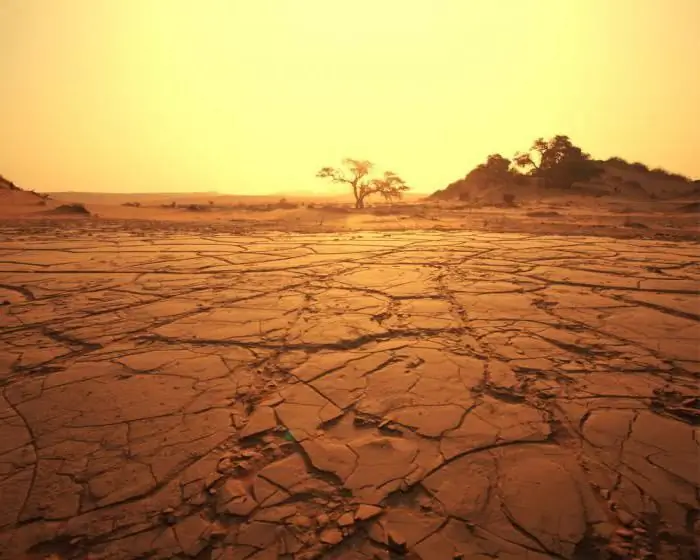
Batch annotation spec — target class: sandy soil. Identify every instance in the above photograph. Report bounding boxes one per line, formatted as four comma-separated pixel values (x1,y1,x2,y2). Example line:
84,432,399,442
0,221,698,559
1,188,699,242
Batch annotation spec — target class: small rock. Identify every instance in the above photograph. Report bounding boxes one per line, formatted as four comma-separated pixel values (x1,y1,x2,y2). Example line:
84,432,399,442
600,488,611,499
337,512,354,527
355,504,383,521
216,479,257,516
615,527,635,539
592,522,616,539
316,514,329,527
616,509,636,526
607,499,618,511
240,406,278,438
387,531,408,554
217,457,236,474
320,528,343,545
634,527,647,535
205,472,222,489
240,449,262,459
289,515,312,529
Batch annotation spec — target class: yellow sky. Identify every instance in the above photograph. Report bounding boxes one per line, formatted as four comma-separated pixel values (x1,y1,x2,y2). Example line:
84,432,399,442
1,0,699,194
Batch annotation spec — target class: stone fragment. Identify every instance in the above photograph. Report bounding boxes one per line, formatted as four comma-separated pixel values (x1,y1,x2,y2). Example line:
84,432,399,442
355,504,383,521
320,528,344,545
240,406,277,438
216,479,258,516
616,509,636,526
174,514,210,557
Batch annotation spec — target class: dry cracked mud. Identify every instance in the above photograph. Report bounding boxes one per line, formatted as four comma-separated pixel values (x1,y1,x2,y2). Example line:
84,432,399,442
0,227,698,560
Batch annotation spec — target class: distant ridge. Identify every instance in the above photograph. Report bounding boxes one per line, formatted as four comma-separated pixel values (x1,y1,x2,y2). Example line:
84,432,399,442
0,174,22,191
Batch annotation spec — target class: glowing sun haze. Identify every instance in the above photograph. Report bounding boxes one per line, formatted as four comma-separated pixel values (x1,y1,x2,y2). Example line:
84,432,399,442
1,0,699,194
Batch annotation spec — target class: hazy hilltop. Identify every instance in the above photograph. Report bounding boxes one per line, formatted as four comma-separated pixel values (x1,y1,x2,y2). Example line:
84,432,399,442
431,136,699,204
0,174,48,205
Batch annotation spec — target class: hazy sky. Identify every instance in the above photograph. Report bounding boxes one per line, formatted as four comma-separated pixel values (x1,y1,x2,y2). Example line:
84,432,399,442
1,1,699,194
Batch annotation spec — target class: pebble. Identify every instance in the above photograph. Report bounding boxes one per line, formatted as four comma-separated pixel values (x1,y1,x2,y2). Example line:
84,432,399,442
388,531,407,551
615,527,635,539
355,504,383,521
337,512,355,527
616,509,636,526
290,515,312,529
320,528,343,545
316,513,329,527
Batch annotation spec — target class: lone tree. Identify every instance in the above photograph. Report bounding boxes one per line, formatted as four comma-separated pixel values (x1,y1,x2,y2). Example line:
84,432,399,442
514,135,602,189
316,158,409,209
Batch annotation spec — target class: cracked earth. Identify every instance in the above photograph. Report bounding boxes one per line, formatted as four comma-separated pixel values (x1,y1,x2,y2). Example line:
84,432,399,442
0,227,698,560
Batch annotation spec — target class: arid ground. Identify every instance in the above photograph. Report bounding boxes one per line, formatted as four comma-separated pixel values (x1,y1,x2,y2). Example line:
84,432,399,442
0,215,698,560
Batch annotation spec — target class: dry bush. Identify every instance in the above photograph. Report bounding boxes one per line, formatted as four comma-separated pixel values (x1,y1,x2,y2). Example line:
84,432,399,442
502,193,516,207
54,203,90,215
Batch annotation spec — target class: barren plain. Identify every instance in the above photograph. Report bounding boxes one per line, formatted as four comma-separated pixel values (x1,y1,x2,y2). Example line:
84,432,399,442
0,219,698,560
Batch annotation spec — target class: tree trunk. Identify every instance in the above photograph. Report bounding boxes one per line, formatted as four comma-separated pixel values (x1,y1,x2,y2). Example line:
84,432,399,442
355,198,365,209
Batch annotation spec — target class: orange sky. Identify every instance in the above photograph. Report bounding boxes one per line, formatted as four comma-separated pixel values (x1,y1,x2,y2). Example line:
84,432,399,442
1,0,699,194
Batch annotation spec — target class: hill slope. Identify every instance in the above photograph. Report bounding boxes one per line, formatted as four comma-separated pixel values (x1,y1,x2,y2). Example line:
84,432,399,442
431,161,698,203
0,174,55,215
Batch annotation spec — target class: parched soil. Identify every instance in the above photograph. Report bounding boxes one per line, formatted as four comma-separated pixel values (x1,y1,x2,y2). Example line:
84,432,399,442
0,224,698,560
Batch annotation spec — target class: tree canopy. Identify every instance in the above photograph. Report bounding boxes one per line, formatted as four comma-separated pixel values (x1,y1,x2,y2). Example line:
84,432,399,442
316,158,409,208
514,135,602,188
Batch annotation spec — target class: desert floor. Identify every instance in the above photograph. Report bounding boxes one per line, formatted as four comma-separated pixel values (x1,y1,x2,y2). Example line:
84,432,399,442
0,221,698,560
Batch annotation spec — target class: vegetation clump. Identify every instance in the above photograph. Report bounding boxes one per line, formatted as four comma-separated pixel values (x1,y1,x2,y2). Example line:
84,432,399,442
316,158,409,209
54,203,90,215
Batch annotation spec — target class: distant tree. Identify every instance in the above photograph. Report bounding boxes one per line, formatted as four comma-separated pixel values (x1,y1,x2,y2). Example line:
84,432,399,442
606,156,629,167
458,154,515,189
629,162,649,173
316,159,409,209
514,135,602,189
479,154,514,185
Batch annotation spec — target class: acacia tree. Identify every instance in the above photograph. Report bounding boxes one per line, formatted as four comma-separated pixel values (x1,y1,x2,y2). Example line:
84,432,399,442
474,154,513,186
316,158,409,209
514,135,601,189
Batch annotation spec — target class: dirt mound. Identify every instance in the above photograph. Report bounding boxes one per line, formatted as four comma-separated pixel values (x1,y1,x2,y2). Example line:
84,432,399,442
0,174,22,191
51,203,91,215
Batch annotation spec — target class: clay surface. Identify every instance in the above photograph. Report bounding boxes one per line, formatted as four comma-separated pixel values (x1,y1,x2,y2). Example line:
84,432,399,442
0,228,697,559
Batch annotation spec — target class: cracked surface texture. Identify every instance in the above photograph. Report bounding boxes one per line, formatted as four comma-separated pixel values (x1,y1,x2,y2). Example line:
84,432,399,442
0,228,698,560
